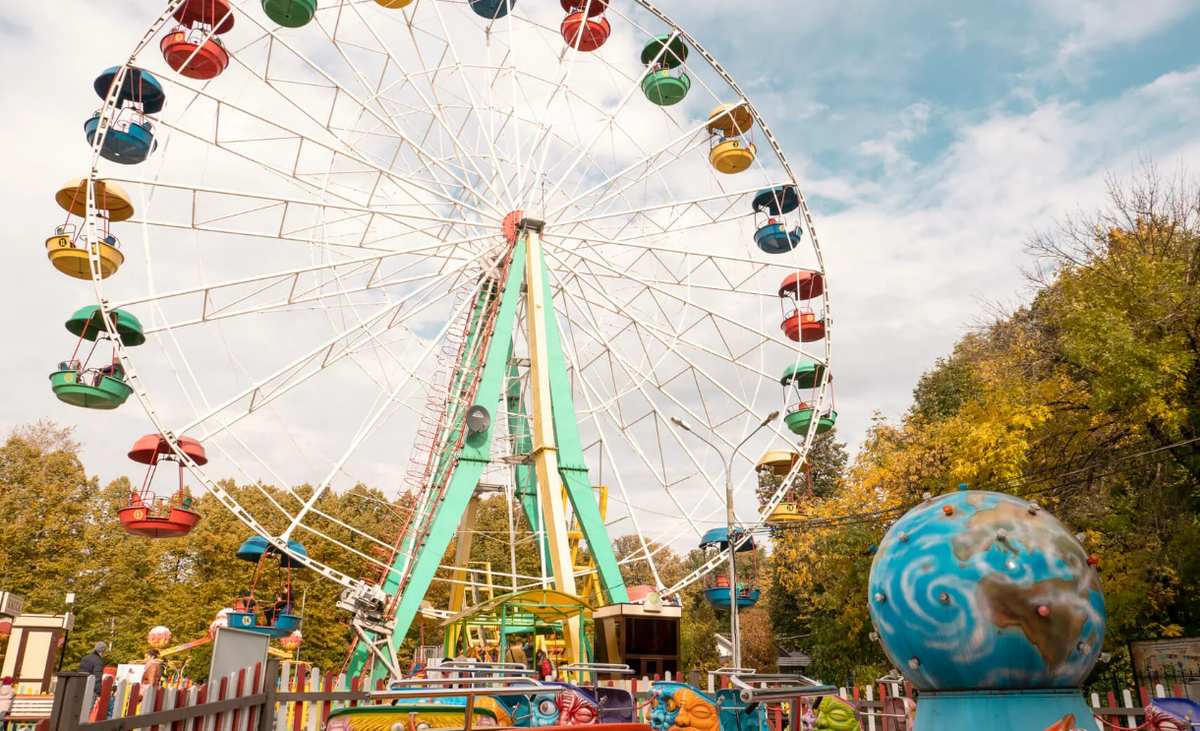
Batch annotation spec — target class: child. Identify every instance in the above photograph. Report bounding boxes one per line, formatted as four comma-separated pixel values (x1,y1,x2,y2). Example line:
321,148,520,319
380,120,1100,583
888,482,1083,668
0,676,14,727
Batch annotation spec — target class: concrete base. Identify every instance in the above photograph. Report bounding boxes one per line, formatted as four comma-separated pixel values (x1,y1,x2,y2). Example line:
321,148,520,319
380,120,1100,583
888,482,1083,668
914,689,1099,731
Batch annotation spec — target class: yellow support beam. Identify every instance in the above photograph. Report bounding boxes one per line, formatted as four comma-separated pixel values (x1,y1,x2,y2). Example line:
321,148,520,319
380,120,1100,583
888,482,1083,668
524,225,581,663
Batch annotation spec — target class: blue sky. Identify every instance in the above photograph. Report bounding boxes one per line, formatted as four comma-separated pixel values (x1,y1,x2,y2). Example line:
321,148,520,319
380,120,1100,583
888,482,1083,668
3,0,1200,483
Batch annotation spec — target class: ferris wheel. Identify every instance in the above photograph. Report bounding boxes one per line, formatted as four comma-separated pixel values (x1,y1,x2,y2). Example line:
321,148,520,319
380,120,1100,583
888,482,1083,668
56,0,834,678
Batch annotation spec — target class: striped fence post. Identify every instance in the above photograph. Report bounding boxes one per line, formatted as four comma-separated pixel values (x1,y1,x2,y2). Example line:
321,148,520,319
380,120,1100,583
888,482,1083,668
863,685,876,731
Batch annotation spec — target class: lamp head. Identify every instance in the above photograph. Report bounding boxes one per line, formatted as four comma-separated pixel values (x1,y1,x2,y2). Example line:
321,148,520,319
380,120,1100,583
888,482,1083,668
762,411,780,427
670,416,692,432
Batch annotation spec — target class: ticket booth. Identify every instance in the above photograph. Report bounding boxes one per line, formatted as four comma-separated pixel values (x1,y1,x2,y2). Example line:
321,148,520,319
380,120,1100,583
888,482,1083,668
593,592,681,679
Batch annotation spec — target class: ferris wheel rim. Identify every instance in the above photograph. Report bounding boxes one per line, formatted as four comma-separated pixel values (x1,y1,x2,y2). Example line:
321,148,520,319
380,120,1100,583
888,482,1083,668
80,0,835,603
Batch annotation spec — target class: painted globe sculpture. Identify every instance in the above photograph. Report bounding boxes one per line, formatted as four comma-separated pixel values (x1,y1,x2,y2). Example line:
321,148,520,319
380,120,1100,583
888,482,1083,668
867,490,1106,690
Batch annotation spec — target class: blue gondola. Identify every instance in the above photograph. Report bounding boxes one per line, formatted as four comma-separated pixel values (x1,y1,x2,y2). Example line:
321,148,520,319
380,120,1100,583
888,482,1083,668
230,536,305,638
470,0,514,19
699,528,761,610
85,67,165,164
751,185,803,254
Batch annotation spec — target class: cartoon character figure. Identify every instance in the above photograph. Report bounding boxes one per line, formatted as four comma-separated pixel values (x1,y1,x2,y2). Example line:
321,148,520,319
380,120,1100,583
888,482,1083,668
648,682,719,731
1145,699,1200,731
813,696,862,731
557,688,599,724
531,694,562,726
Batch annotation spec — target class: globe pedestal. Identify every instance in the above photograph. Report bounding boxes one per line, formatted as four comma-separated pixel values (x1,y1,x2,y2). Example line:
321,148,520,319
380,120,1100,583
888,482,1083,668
914,689,1099,731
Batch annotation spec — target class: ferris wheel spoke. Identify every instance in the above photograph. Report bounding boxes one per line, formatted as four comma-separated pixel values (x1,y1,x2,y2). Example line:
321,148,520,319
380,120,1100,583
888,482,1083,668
176,246,489,437
149,95,488,232
546,114,716,221
548,269,720,549
415,0,520,209
548,259,731,488
555,184,763,230
278,267,494,541
167,48,494,223
532,30,687,207
548,242,825,363
548,256,766,458
110,175,497,245
552,230,813,276
129,247,478,334
230,21,501,220
324,2,513,211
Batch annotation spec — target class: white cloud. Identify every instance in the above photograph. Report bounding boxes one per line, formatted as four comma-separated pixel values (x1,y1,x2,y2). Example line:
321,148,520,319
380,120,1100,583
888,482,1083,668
1036,0,1200,75
857,103,932,176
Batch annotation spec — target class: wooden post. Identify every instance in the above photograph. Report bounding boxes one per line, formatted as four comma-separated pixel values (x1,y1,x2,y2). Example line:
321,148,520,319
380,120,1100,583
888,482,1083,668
258,661,280,731
126,684,144,719
49,672,91,731
290,666,307,731
94,676,114,723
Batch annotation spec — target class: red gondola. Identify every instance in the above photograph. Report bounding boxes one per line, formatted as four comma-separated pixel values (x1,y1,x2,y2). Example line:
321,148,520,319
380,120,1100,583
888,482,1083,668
779,271,825,343
161,0,234,80
561,12,611,52
117,434,206,538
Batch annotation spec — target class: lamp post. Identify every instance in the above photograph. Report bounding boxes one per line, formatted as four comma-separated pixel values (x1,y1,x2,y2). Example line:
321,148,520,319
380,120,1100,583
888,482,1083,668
670,411,779,670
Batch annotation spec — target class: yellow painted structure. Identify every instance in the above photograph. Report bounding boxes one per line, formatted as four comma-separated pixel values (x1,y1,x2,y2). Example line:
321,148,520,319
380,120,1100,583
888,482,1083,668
46,233,125,280
709,139,756,174
524,227,582,663
56,178,135,221
372,0,414,6
706,103,754,136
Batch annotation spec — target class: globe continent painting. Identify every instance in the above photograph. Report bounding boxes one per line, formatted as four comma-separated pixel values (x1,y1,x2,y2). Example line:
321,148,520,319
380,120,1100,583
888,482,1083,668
867,490,1105,690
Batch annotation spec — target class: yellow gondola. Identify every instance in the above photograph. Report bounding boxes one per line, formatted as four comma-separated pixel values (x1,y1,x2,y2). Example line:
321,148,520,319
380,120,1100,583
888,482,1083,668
758,449,807,525
706,103,756,174
47,178,134,281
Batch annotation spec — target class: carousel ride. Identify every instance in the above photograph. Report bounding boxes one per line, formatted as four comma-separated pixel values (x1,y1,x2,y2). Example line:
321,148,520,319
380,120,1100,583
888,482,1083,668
53,0,833,706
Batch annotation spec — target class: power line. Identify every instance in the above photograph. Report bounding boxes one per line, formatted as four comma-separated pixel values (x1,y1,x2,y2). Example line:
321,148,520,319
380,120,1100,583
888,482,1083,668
754,435,1200,537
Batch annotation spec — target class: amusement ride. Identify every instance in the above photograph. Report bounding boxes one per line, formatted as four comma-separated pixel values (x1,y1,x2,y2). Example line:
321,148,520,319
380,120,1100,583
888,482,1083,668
51,0,834,685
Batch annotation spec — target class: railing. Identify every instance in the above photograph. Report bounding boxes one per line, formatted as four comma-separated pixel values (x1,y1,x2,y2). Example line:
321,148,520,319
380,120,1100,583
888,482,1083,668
42,661,1193,731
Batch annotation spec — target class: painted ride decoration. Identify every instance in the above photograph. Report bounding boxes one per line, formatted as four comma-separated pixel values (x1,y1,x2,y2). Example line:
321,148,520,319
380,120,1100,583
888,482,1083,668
781,361,837,436
229,536,307,638
161,0,234,78
47,178,133,281
698,528,759,610
85,67,164,164
146,625,173,649
641,34,690,106
50,306,143,410
779,272,825,343
118,433,205,538
752,185,803,255
706,103,756,174
807,695,861,731
867,489,1107,731
561,0,611,52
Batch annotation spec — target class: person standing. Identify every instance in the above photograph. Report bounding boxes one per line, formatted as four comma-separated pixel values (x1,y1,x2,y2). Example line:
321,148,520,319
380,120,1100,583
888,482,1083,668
77,642,107,699
536,650,553,681
140,650,163,686
504,637,527,668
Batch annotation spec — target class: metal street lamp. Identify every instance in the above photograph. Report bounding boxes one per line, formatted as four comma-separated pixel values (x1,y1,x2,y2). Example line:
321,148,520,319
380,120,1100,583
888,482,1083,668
670,411,779,670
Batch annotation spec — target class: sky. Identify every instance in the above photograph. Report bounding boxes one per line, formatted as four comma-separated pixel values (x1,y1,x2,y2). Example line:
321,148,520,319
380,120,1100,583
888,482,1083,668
2,0,1200,561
